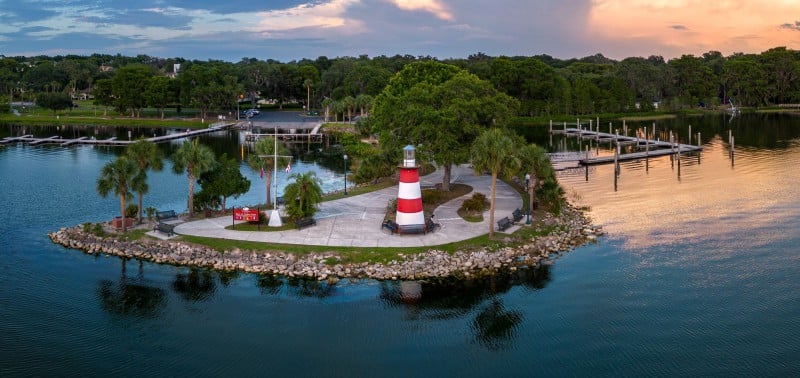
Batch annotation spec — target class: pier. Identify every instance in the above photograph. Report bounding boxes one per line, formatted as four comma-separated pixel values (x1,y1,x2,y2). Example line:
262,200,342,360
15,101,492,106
243,121,324,144
0,122,237,147
552,127,702,166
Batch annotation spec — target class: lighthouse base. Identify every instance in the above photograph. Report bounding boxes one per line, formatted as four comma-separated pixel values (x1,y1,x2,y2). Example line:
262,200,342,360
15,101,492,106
396,211,424,226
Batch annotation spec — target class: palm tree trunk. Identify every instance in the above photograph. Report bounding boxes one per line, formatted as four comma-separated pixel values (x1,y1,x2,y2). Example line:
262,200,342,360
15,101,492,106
488,171,497,238
119,194,127,233
137,193,143,224
188,172,195,216
442,164,452,192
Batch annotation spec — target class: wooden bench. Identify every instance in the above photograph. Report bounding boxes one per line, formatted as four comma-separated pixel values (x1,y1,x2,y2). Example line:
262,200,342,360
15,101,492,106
156,210,177,222
153,222,176,236
512,208,524,222
497,216,512,231
382,219,399,234
295,217,316,229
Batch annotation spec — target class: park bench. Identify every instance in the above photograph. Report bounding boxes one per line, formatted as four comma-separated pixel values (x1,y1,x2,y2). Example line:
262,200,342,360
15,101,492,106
512,208,524,222
497,216,512,232
156,210,177,222
382,219,399,234
154,222,176,236
295,217,316,229
425,217,440,233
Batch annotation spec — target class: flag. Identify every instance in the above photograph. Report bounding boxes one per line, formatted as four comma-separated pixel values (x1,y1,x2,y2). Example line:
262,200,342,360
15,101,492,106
260,167,264,178
285,163,291,174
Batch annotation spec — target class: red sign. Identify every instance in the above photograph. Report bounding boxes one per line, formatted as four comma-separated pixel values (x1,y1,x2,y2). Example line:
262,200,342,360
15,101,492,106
233,208,260,222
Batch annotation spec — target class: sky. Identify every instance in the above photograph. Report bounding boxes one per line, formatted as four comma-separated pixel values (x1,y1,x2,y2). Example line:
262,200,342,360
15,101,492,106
0,0,798,62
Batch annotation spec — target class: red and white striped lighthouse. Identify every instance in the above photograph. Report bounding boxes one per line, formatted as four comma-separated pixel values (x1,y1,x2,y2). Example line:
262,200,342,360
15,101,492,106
396,145,424,226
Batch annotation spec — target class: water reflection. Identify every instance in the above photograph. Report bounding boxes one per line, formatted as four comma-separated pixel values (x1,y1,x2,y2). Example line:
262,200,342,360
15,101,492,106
379,265,551,350
255,275,339,298
172,268,216,302
548,114,800,251
97,258,167,318
472,299,523,351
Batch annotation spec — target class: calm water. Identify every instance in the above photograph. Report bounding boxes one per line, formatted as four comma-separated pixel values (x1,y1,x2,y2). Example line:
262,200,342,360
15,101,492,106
2,114,800,376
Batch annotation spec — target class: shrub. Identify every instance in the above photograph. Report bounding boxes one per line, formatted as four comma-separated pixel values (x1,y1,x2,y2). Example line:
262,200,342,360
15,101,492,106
421,189,444,204
459,192,489,213
125,204,138,218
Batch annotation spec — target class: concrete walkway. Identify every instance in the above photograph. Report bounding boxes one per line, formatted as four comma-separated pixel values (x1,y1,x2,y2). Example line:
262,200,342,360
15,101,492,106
173,164,523,247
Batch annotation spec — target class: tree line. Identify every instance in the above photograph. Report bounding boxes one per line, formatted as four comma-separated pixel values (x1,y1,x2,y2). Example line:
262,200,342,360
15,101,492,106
3,47,799,118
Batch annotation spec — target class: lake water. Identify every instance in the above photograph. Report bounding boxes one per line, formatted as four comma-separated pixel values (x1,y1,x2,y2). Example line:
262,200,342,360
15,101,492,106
2,114,800,376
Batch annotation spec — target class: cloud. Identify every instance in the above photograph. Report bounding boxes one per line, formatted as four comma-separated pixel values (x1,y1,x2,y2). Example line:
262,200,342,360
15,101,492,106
780,21,800,31
669,25,687,31
390,0,454,21
251,0,365,36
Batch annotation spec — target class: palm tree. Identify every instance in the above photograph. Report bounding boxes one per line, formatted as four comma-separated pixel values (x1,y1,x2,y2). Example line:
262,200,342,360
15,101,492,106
125,139,163,223
322,97,334,122
283,171,324,220
471,128,520,238
97,156,138,233
341,96,355,122
355,94,374,116
172,139,216,217
247,137,291,208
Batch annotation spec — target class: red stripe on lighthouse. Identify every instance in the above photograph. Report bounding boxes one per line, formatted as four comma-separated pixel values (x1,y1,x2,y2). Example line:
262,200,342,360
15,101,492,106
397,198,423,213
399,168,419,183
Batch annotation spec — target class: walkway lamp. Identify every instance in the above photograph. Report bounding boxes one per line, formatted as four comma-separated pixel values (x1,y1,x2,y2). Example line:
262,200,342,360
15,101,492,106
343,153,348,195
525,173,531,225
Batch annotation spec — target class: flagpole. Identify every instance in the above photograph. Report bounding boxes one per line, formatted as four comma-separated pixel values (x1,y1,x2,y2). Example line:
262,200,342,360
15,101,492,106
268,124,282,227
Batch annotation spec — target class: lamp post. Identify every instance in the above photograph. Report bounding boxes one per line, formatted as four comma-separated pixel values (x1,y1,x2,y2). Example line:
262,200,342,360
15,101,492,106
343,153,348,195
525,173,531,225
237,93,244,121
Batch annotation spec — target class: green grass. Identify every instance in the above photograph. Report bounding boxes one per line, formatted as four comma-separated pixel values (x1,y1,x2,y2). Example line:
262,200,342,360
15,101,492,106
225,219,296,232
0,113,208,128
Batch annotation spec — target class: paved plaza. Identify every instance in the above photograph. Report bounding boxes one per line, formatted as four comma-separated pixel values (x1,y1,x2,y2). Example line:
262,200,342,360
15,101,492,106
173,164,523,247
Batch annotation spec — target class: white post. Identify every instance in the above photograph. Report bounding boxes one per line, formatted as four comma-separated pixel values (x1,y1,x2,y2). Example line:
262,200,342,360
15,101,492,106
268,125,283,227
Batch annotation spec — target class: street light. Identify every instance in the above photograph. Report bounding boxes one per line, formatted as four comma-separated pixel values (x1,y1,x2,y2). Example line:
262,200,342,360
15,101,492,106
525,173,531,225
237,94,243,121
343,154,348,195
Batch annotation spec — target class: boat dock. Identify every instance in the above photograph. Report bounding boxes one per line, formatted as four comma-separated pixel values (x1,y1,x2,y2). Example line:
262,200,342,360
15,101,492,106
0,122,237,147
244,121,324,144
553,127,702,166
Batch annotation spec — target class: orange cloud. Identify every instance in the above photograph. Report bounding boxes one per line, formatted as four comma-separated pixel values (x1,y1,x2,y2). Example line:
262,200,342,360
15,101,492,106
587,0,800,57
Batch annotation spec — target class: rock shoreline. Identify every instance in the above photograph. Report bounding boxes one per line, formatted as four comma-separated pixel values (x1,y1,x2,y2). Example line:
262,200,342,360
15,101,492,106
48,205,603,281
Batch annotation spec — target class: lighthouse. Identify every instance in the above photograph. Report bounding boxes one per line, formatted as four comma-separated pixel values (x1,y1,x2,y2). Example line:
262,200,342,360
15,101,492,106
396,145,424,226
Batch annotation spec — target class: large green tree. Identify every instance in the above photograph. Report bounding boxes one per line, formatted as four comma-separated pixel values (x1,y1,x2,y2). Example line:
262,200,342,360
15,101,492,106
172,139,216,217
247,137,291,208
471,128,520,238
372,61,518,191
125,139,164,223
97,156,138,233
144,76,176,119
112,64,154,117
197,153,251,212
35,92,73,115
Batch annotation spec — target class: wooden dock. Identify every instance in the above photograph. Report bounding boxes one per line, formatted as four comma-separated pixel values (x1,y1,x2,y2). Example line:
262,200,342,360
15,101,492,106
554,128,702,165
0,122,237,147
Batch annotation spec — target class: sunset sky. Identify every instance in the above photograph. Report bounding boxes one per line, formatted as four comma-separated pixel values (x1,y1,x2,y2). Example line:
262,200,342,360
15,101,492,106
1,0,798,61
